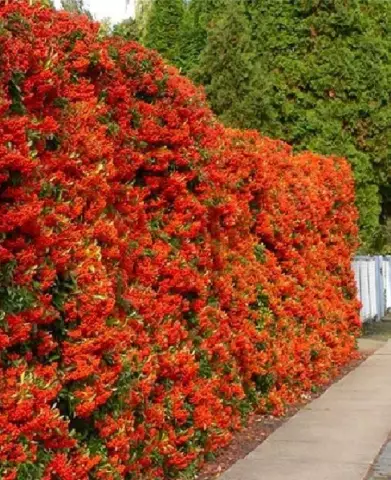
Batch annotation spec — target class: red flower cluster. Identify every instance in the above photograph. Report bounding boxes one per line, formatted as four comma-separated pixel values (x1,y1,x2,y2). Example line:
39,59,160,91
0,1,360,478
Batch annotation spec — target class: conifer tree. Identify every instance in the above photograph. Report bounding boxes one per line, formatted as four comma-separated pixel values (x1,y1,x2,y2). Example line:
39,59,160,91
134,0,153,39
143,0,185,63
177,0,224,74
199,0,391,249
113,17,140,41
195,0,255,127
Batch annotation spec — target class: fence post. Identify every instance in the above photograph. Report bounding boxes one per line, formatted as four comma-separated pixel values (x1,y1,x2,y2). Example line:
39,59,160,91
368,258,373,319
375,256,384,320
386,256,391,313
352,255,388,323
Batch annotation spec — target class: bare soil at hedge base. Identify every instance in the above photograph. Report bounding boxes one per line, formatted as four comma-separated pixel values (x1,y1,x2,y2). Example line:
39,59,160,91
196,354,368,480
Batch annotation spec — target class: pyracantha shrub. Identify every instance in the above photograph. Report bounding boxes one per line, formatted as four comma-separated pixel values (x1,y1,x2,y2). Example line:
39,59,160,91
0,1,360,479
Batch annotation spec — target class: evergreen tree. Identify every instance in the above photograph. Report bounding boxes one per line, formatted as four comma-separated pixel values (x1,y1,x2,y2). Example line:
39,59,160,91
134,0,153,39
199,0,391,250
143,0,185,64
177,0,224,74
195,0,255,127
113,17,140,41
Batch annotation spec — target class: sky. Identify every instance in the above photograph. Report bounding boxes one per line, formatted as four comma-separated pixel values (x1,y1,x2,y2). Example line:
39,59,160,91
54,0,135,24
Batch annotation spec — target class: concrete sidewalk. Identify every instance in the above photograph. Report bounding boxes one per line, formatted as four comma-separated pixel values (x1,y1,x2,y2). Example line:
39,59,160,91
221,340,391,480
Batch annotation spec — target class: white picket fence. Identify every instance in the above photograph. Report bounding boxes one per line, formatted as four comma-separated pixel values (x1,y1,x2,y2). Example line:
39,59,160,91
352,256,391,322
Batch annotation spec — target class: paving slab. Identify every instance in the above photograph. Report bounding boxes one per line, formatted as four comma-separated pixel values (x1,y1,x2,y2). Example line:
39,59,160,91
358,338,386,353
222,458,369,480
220,341,391,480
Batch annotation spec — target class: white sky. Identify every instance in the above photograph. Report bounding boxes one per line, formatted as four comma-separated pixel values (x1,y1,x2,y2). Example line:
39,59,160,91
54,0,135,24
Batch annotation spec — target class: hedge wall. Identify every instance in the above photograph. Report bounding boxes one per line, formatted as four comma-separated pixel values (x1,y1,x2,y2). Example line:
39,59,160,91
0,2,360,479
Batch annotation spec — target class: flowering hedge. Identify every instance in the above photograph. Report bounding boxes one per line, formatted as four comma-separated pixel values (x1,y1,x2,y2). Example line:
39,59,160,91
0,1,360,479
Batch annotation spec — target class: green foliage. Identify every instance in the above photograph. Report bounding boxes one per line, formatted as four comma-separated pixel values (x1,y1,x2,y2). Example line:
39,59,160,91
254,243,266,263
8,71,26,115
135,0,154,39
195,0,255,127
176,0,224,74
253,372,275,395
0,261,36,316
143,0,185,63
190,0,391,251
112,17,140,41
60,0,92,18
15,447,52,480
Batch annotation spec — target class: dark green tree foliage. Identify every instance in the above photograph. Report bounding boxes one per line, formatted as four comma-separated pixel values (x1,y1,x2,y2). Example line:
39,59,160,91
113,17,140,41
196,0,391,250
195,0,255,127
143,0,185,63
142,0,224,73
177,0,224,73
